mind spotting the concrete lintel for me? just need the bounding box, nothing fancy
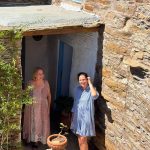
[0,5,101,34]
[23,26,99,36]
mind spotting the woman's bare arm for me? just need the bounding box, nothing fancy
[87,77,97,97]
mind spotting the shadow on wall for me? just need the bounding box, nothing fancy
[90,24,114,150]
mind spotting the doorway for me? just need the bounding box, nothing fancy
[22,32,99,100]
[21,31,99,149]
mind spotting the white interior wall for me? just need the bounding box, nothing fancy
[25,35,59,101]
[59,32,98,97]
[25,36,48,83]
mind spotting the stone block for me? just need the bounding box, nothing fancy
[104,78,127,92]
[106,103,124,124]
[115,63,130,78]
[102,52,124,69]
[94,0,111,5]
[122,19,149,34]
[83,3,94,12]
[105,137,116,150]
[135,0,150,2]
[135,5,150,20]
[105,41,128,55]
[102,67,111,77]
[133,51,144,60]
[135,0,144,2]
[123,57,150,71]
[105,25,132,39]
[114,1,137,17]
[105,11,128,28]
[101,91,126,110]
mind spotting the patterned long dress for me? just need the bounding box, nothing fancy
[23,80,50,144]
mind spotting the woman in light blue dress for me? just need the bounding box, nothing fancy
[70,72,99,150]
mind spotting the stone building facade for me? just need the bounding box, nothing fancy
[52,0,150,150]
[0,0,150,150]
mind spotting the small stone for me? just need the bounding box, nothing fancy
[134,51,144,60]
[83,3,94,12]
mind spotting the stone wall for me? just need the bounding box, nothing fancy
[52,0,150,150]
[0,0,149,149]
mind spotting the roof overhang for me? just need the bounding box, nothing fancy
[0,5,101,36]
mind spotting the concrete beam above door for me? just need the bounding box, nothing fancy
[0,5,101,35]
[23,26,99,36]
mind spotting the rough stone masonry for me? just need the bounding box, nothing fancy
[0,0,149,149]
[52,0,150,150]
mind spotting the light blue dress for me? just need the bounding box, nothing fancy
[70,86,99,136]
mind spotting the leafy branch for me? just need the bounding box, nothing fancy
[0,29,32,149]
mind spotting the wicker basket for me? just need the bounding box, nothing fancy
[47,134,67,150]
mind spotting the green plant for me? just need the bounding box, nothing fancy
[49,123,68,144]
[59,123,68,136]
[0,30,32,149]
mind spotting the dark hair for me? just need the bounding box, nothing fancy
[33,67,45,80]
[77,72,88,81]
